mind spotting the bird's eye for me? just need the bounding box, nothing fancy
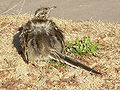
[41,11,47,15]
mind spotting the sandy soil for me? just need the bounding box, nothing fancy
[0,14,120,90]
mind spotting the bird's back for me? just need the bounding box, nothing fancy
[20,17,64,62]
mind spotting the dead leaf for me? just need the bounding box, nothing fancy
[59,68,66,73]
[95,74,103,78]
[6,86,15,90]
[45,70,50,74]
[26,87,32,90]
[46,80,53,86]
[98,39,104,45]
[104,68,117,73]
[72,28,79,31]
[117,86,120,90]
[28,74,37,83]
[1,21,8,28]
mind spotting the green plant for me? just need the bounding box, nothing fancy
[49,60,67,69]
[65,36,102,56]
[50,36,101,68]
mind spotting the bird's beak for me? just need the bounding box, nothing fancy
[47,6,56,17]
[49,6,56,10]
[48,6,56,13]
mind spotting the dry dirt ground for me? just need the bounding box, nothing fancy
[0,14,120,90]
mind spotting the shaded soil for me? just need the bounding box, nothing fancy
[0,14,120,90]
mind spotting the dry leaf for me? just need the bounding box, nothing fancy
[72,28,79,31]
[60,68,66,73]
[98,39,104,45]
[1,21,8,28]
[46,80,53,86]
[26,87,32,90]
[104,68,117,73]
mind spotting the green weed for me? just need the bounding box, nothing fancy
[50,36,101,68]
[49,60,67,69]
[65,36,102,56]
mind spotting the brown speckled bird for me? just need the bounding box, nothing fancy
[19,6,102,75]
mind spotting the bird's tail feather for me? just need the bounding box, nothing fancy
[49,50,102,75]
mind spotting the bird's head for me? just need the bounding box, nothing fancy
[34,6,56,19]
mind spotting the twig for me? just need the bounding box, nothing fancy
[0,68,15,71]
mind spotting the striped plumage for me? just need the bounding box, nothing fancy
[19,6,102,75]
[20,6,64,62]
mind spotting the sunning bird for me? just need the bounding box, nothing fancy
[19,6,102,75]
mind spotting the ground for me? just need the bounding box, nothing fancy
[0,14,120,90]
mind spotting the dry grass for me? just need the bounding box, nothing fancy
[0,14,120,90]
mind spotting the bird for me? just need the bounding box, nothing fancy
[19,6,102,75]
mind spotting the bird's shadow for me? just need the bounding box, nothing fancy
[12,27,28,63]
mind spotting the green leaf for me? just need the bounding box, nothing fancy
[65,36,102,57]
